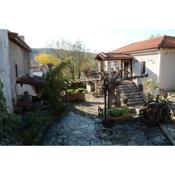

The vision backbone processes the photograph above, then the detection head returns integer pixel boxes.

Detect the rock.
[77,140,90,146]
[80,124,89,129]
[72,130,83,135]
[88,125,95,131]
[127,141,136,145]
[90,139,102,145]
[101,140,113,145]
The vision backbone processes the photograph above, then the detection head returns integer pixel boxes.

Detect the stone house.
[96,35,175,91]
[0,29,31,112]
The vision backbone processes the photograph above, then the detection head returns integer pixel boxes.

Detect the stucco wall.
[159,49,175,91]
[132,50,161,86]
[0,30,13,112]
[8,40,30,103]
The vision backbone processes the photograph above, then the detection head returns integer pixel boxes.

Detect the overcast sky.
[1,0,175,52]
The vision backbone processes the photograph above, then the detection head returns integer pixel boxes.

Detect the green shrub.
[19,110,53,145]
[67,87,86,94]
[144,79,159,98]
[0,112,21,145]
[110,107,132,117]
[67,88,74,94]
[74,87,86,93]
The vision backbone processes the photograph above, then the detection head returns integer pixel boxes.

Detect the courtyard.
[42,96,172,146]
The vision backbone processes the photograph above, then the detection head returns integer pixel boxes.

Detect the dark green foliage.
[0,112,21,145]
[70,82,86,89]
[67,82,86,94]
[110,107,132,117]
[74,87,86,93]
[43,61,70,113]
[19,110,54,145]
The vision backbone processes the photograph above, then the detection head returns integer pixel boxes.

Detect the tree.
[35,53,60,66]
[47,39,97,79]
[43,60,72,113]
[149,34,161,39]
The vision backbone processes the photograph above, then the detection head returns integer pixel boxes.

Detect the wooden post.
[121,61,123,78]
[104,78,107,118]
[130,60,133,77]
[95,80,99,96]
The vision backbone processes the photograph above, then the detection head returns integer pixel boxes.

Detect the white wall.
[0,30,14,112]
[16,84,37,96]
[132,50,160,86]
[159,49,175,91]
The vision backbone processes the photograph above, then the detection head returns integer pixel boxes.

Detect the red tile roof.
[95,52,134,61]
[111,35,175,54]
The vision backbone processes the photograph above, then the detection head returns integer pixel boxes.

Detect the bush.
[43,61,71,114]
[144,79,159,97]
[67,87,86,94]
[110,107,132,117]
[74,87,86,93]
[19,110,54,145]
[0,112,21,145]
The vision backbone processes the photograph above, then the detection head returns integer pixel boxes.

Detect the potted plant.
[67,87,86,102]
[109,107,136,122]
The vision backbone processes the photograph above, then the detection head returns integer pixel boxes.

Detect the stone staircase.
[118,81,145,107]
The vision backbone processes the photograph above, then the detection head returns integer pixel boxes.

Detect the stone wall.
[0,30,13,112]
[8,40,30,104]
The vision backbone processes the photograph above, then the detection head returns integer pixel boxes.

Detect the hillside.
[30,48,97,68]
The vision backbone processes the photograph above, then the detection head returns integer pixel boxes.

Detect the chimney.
[19,35,25,41]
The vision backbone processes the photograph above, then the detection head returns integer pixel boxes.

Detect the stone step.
[127,98,145,103]
[120,94,143,98]
[119,89,139,93]
[127,101,145,106]
[120,92,142,96]
[118,86,138,90]
[118,84,136,88]
[118,81,146,107]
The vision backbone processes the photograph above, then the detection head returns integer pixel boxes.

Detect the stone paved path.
[42,111,171,146]
[70,94,104,116]
[159,123,175,145]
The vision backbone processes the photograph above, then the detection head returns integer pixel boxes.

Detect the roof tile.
[111,35,175,54]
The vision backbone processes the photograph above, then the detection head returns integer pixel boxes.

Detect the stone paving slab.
[42,111,171,146]
[159,123,175,145]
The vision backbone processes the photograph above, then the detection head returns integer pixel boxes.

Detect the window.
[140,61,146,74]
[15,64,18,78]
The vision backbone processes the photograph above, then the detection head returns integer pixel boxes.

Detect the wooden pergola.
[95,52,134,78]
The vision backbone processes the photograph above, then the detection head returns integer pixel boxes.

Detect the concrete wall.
[0,30,13,112]
[159,49,175,91]
[131,50,161,86]
[8,40,30,103]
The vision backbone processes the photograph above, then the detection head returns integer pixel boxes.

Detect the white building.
[96,35,175,91]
